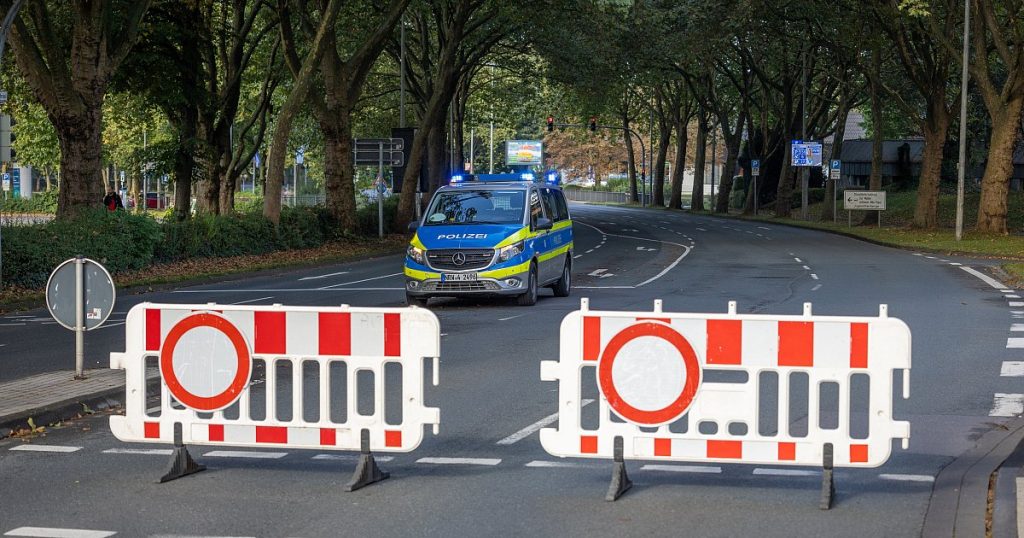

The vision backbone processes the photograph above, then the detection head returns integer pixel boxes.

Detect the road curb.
[922,417,1024,536]
[0,377,160,441]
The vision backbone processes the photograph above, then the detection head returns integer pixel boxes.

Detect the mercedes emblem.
[452,252,467,266]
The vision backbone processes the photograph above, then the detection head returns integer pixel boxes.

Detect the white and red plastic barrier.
[540,298,911,502]
[110,303,440,454]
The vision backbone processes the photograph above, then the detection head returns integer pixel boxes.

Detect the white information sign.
[791,140,823,167]
[844,190,887,211]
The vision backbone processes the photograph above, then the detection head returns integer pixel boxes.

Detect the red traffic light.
[589,117,597,131]
[546,116,554,132]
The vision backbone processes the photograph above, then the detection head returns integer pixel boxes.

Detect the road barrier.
[540,298,911,507]
[111,302,440,489]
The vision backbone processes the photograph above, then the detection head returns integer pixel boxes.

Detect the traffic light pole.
[552,122,646,206]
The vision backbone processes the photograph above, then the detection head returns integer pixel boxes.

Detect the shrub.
[1,210,162,288]
[356,197,400,235]
[0,190,58,213]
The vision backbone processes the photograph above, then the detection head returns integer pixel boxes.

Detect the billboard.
[506,140,543,166]
[791,140,823,167]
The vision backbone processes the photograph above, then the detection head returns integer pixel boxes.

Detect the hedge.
[0,204,382,290]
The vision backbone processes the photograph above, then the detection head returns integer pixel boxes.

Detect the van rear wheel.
[552,257,571,297]
[516,262,538,306]
[406,293,429,307]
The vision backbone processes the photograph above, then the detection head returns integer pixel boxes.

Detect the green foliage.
[0,190,58,212]
[1,210,162,288]
[355,196,400,235]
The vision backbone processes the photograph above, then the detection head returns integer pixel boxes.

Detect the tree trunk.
[669,117,688,210]
[690,115,707,212]
[976,95,1024,234]
[912,102,950,228]
[775,138,793,218]
[821,103,849,221]
[653,121,671,207]
[172,117,197,221]
[322,113,358,232]
[427,122,447,195]
[52,106,105,218]
[714,137,739,214]
[623,110,638,202]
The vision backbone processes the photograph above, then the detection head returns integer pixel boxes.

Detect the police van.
[404,172,573,306]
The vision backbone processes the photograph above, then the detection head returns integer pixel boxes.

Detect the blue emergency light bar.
[448,172,561,185]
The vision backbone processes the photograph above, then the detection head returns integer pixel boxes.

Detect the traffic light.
[546,116,554,132]
[589,117,597,132]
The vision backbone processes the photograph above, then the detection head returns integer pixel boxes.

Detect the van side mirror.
[407,221,420,232]
[535,217,553,231]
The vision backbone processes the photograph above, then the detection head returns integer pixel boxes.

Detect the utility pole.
[801,45,809,220]
[711,126,718,209]
[0,0,26,290]
[400,19,406,129]
[955,0,970,241]
[469,128,475,174]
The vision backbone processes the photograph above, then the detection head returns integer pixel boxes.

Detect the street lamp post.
[955,0,970,241]
[0,0,26,291]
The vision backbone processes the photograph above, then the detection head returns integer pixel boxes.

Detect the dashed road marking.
[525,460,601,469]
[1007,338,1024,348]
[879,474,935,483]
[990,393,1024,417]
[752,468,818,477]
[1011,302,1024,308]
[102,448,174,456]
[793,258,802,263]
[299,271,350,281]
[641,464,722,474]
[812,284,822,291]
[318,272,404,289]
[312,453,394,462]
[810,274,819,280]
[802,265,811,270]
[1006,295,1021,299]
[1000,361,1024,377]
[498,314,524,321]
[573,254,582,259]
[416,457,501,466]
[230,296,273,305]
[3,528,115,538]
[588,269,608,276]
[949,262,962,266]
[960,266,1008,290]
[9,445,81,453]
[1011,324,1024,332]
[203,451,287,459]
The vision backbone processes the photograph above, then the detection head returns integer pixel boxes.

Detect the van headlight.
[407,245,425,264]
[498,241,525,262]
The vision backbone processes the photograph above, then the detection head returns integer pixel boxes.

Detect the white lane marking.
[203,450,287,459]
[753,468,819,477]
[416,457,501,466]
[641,464,722,474]
[0,344,6,347]
[802,265,811,270]
[811,284,823,291]
[810,274,819,280]
[949,262,962,266]
[312,454,394,462]
[1000,361,1024,377]
[3,528,115,538]
[1014,311,1024,315]
[573,286,636,289]
[1011,302,1024,307]
[573,255,582,259]
[879,474,935,483]
[9,445,81,453]
[960,266,1008,290]
[94,321,127,331]
[793,257,802,263]
[525,460,601,469]
[497,399,596,445]
[758,226,770,230]
[1007,338,1024,348]
[0,323,26,326]
[990,393,1024,417]
[576,220,693,288]
[925,256,936,259]
[102,448,174,456]
[298,271,350,281]
[230,296,273,305]
[1011,324,1024,332]
[499,314,524,322]
[319,272,403,289]
[174,288,404,293]
[588,269,608,276]
[1006,295,1022,299]
[585,249,594,254]
[696,228,707,231]
[636,247,656,251]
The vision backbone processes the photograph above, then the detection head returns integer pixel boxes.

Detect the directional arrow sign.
[843,190,886,211]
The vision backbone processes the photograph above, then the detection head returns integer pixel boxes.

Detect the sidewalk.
[0,368,156,438]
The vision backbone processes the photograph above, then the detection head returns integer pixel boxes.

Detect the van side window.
[553,190,570,221]
[530,190,543,228]
[540,189,558,222]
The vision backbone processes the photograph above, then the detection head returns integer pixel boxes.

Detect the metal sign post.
[46,257,116,379]
[751,159,760,215]
[378,141,385,239]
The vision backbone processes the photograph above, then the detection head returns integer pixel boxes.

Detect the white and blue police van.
[404,172,573,306]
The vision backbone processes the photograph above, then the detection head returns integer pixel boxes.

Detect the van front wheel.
[552,258,571,297]
[516,262,538,306]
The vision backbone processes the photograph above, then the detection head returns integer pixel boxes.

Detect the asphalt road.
[0,203,1020,537]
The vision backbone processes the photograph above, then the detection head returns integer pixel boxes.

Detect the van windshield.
[423,190,526,225]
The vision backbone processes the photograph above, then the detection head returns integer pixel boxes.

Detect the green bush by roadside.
[0,190,58,213]
[0,204,366,290]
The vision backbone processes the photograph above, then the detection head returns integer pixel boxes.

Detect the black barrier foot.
[605,437,632,501]
[158,423,206,484]
[820,443,835,510]
[345,429,390,492]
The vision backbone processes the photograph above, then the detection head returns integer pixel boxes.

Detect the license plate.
[441,273,478,282]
